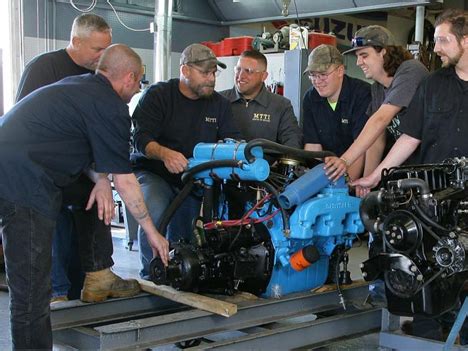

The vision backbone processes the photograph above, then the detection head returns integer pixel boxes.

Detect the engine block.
[361,158,468,317]
[150,139,364,298]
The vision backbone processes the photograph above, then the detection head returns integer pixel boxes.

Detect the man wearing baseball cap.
[324,25,429,189]
[131,43,240,278]
[302,44,371,181]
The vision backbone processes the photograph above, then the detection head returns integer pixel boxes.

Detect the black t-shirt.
[399,67,468,164]
[16,49,93,102]
[131,78,241,186]
[302,75,371,156]
[0,73,132,218]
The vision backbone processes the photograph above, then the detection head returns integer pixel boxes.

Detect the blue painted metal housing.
[189,139,270,182]
[187,140,364,298]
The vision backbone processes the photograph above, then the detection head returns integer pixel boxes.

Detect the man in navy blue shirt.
[303,44,371,180]
[132,44,240,278]
[15,13,140,304]
[0,44,169,350]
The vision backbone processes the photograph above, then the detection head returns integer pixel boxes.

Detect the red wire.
[204,193,278,230]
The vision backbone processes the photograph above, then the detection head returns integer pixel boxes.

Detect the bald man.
[14,13,137,305]
[0,44,169,350]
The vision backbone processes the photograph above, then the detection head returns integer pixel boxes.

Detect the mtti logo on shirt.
[252,113,271,123]
[205,116,217,123]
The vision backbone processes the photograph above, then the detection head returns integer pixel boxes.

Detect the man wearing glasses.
[221,50,302,148]
[324,25,428,187]
[302,44,371,181]
[131,43,240,279]
[353,9,468,343]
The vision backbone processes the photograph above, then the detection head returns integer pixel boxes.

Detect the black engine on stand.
[360,158,468,317]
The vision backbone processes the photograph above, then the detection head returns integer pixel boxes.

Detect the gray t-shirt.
[366,59,429,140]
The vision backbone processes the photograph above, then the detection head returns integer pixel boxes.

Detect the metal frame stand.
[379,299,468,351]
[52,284,380,350]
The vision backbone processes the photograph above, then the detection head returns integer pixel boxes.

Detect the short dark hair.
[374,45,413,77]
[435,8,468,42]
[71,13,111,39]
[240,50,267,69]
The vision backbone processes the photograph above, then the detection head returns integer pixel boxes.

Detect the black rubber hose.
[202,185,214,223]
[259,180,290,232]
[389,178,431,196]
[244,138,335,163]
[411,198,452,233]
[181,160,243,184]
[360,191,383,233]
[158,180,195,235]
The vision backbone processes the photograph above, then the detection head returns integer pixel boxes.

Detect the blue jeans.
[136,171,201,278]
[51,209,75,298]
[0,198,55,350]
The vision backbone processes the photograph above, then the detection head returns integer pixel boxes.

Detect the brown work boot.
[80,268,140,303]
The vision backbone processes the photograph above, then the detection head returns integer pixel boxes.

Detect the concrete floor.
[0,230,386,350]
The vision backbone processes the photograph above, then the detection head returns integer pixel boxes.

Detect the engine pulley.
[381,210,423,254]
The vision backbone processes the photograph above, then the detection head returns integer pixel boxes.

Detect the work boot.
[80,268,140,303]
[50,296,68,305]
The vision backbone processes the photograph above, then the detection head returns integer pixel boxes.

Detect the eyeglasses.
[351,36,385,48]
[234,66,265,76]
[434,35,453,46]
[188,64,221,77]
[308,66,340,81]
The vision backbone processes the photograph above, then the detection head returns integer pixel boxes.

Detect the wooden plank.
[312,279,368,293]
[137,279,237,317]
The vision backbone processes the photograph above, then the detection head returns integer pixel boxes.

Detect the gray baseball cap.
[343,25,396,55]
[180,43,226,69]
[304,44,343,74]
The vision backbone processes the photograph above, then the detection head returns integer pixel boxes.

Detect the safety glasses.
[351,36,385,48]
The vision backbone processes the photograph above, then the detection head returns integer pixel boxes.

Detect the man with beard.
[220,50,302,148]
[353,8,468,343]
[302,44,371,181]
[131,43,240,278]
[323,25,428,185]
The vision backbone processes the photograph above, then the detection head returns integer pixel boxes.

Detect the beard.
[190,82,215,98]
[440,46,464,67]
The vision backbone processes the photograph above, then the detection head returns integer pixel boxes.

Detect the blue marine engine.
[150,139,363,297]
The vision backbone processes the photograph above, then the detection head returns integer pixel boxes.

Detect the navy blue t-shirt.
[302,75,371,156]
[131,78,240,186]
[0,73,132,218]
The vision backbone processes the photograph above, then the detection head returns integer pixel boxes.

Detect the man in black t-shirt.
[0,44,169,350]
[14,14,139,304]
[132,44,240,278]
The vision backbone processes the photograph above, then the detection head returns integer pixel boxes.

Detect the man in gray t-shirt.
[367,59,428,142]
[324,25,429,188]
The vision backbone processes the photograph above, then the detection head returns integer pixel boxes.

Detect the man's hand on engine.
[324,156,348,182]
[147,231,170,267]
[351,173,380,197]
[86,176,114,225]
[161,148,188,174]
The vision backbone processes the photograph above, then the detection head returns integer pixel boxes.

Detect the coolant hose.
[158,180,195,235]
[181,160,243,184]
[390,178,431,196]
[359,191,383,233]
[244,138,335,163]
